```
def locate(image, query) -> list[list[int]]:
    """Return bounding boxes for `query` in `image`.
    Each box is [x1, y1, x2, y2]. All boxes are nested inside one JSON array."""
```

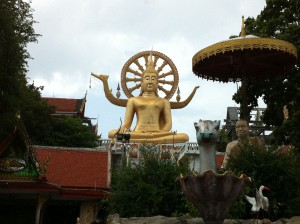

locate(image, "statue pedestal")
[[110, 141, 187, 157]]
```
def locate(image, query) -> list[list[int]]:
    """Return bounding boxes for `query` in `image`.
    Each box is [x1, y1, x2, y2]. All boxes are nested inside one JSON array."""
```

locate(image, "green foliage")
[[226, 143, 300, 220], [43, 116, 98, 148], [280, 111, 300, 149], [217, 129, 229, 152], [0, 0, 98, 148], [20, 83, 55, 145], [108, 146, 190, 218], [0, 0, 40, 140]]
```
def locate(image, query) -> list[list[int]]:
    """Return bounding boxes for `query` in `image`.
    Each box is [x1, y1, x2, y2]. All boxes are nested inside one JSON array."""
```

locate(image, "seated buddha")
[[108, 55, 189, 144]]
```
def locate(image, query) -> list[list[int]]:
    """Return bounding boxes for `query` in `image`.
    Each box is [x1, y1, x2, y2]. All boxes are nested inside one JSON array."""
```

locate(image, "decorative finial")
[[116, 83, 121, 98], [240, 16, 246, 37], [143, 52, 157, 74], [176, 87, 181, 102]]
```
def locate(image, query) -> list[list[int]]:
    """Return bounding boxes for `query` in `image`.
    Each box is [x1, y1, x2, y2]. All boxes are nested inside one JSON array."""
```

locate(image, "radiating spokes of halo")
[[121, 50, 179, 99]]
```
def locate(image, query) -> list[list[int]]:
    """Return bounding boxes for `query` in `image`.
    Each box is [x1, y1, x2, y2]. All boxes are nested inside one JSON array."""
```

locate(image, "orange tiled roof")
[[216, 153, 225, 169], [43, 97, 85, 114], [35, 147, 109, 190]]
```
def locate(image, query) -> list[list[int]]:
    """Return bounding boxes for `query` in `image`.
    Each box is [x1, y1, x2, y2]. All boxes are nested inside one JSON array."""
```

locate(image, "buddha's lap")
[[108, 129, 188, 143]]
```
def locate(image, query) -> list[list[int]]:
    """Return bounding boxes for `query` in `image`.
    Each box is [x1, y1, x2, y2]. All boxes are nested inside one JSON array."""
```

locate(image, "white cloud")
[[34, 72, 89, 98]]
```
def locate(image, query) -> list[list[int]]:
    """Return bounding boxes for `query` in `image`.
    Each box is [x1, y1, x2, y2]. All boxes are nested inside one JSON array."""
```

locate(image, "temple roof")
[[0, 137, 109, 199], [43, 94, 87, 118], [42, 94, 98, 133], [34, 147, 109, 190], [0, 119, 46, 181]]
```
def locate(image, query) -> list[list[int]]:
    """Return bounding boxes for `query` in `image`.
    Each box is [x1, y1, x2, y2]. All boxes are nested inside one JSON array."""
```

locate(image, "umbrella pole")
[[240, 78, 249, 122], [240, 52, 250, 122]]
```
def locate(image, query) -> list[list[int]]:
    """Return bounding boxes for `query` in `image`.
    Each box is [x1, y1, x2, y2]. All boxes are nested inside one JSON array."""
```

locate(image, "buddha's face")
[[142, 72, 158, 93], [235, 120, 249, 139]]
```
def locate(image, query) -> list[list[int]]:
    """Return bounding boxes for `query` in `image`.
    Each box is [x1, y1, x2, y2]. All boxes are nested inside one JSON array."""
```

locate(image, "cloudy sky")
[[27, 0, 266, 142]]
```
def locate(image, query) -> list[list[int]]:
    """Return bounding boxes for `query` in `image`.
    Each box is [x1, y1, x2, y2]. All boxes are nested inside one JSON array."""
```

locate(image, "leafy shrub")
[[225, 142, 300, 220], [44, 116, 98, 147], [108, 145, 191, 217]]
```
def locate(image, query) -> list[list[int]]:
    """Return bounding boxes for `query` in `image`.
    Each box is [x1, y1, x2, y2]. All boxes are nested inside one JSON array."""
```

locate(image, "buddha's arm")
[[91, 73, 127, 107], [161, 100, 172, 132], [170, 86, 199, 109], [121, 98, 134, 130]]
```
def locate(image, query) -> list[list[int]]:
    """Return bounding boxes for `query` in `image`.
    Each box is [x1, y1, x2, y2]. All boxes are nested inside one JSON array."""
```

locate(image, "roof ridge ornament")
[[240, 15, 246, 37]]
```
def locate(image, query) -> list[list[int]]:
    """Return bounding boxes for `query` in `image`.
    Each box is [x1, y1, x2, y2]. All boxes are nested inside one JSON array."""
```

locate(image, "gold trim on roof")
[[193, 37, 298, 67], [0, 173, 38, 181], [79, 92, 87, 113]]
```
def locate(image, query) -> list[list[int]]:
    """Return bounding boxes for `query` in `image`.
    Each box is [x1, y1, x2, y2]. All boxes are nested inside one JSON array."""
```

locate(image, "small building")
[[43, 93, 98, 134], [0, 119, 110, 223]]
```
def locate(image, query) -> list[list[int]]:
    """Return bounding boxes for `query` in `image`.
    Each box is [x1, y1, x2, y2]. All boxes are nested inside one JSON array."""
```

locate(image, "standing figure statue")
[[221, 119, 264, 169], [92, 51, 199, 144]]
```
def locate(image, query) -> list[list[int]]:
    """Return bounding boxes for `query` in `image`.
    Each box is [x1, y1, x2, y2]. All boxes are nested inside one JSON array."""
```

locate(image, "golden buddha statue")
[[92, 51, 199, 144]]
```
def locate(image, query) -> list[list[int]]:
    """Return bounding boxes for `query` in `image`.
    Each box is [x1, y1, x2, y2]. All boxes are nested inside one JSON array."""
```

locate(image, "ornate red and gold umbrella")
[[192, 16, 298, 120]]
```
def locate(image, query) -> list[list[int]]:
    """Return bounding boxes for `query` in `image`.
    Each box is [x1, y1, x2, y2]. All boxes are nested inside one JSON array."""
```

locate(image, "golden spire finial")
[[240, 15, 246, 37], [143, 52, 157, 74]]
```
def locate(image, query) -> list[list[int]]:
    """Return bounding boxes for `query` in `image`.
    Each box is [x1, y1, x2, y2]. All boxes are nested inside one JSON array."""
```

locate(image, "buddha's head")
[[140, 53, 159, 96]]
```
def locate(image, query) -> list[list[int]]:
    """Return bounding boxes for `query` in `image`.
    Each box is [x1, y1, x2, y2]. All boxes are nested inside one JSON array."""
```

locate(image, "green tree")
[[233, 0, 300, 149], [20, 83, 56, 145], [0, 0, 41, 140], [0, 0, 98, 148], [43, 116, 98, 148], [217, 129, 229, 152], [108, 147, 190, 217]]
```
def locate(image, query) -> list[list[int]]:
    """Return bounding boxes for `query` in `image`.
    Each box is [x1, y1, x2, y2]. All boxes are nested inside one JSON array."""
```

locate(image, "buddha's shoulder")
[[129, 96, 143, 101], [129, 96, 171, 107]]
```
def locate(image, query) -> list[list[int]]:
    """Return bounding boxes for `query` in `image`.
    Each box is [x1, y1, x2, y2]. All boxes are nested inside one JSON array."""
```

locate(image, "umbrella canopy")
[[192, 18, 297, 83]]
